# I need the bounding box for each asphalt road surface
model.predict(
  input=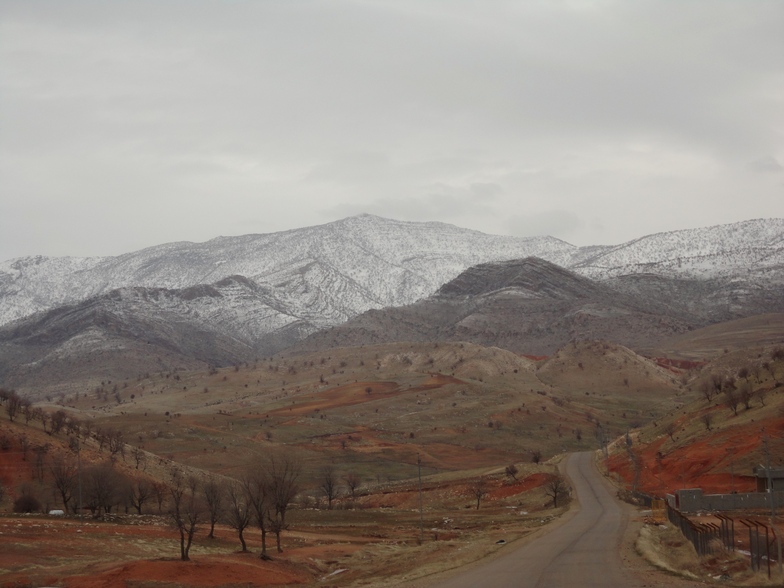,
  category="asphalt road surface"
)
[428,452,682,588]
